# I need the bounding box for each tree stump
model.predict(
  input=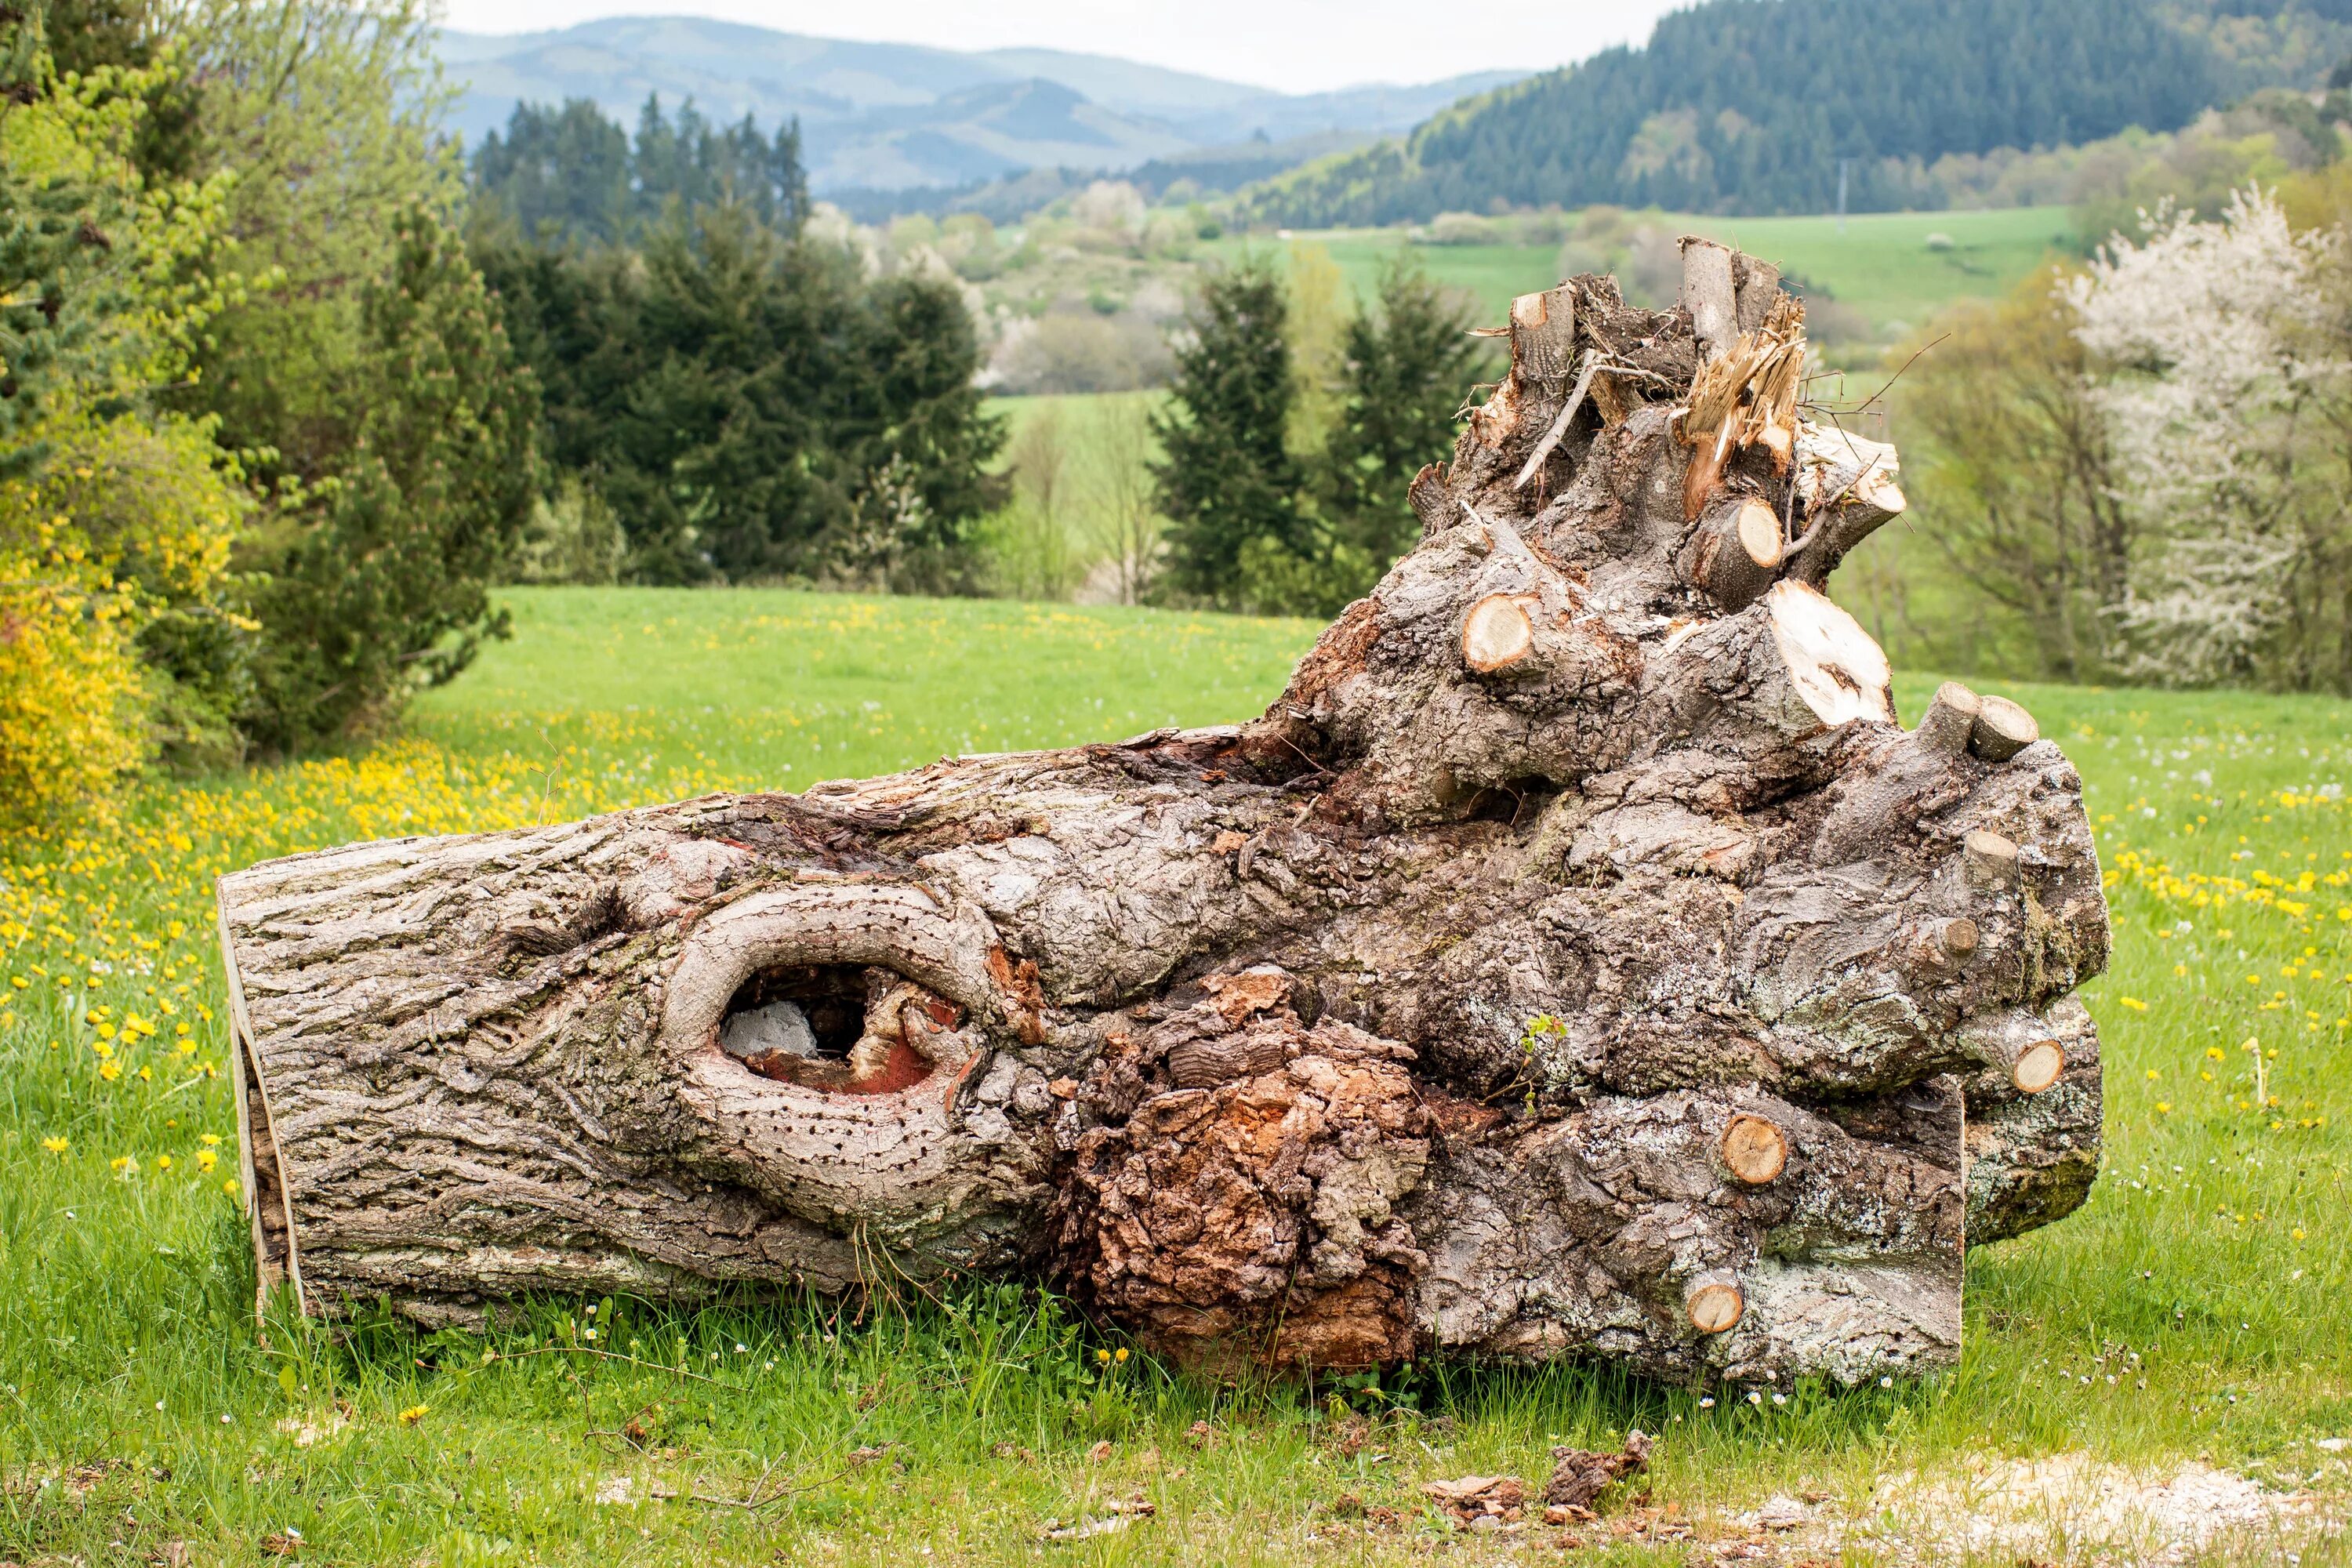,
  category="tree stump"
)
[219,249,2108,1387]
